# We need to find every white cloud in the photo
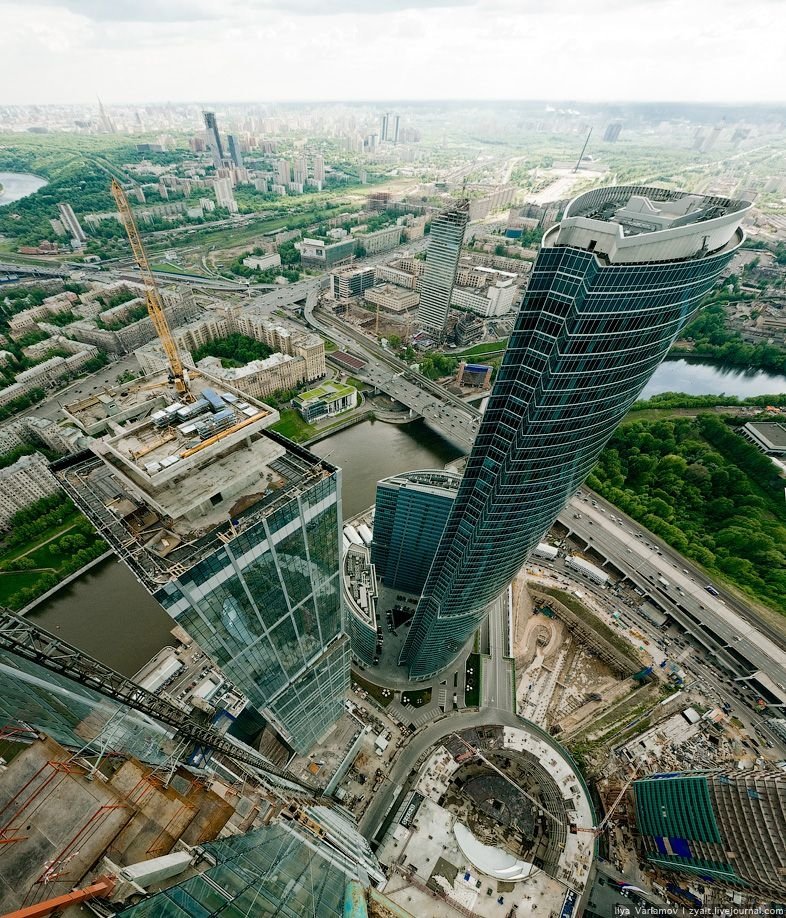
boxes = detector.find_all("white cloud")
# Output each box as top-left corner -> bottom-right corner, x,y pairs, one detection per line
0,0 -> 784,104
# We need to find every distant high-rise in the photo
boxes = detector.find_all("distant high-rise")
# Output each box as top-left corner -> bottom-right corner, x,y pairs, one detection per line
276,158 -> 291,187
602,121 -> 622,143
214,176 -> 238,213
313,153 -> 325,184
293,154 -> 308,186
97,97 -> 116,134
416,201 -> 469,339
203,111 -> 226,168
58,375 -> 350,754
380,111 -> 400,143
57,202 -> 87,246
371,469 -> 459,596
633,770 -> 786,897
402,186 -> 751,678
227,133 -> 243,167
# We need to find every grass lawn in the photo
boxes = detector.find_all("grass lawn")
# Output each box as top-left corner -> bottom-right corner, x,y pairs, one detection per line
401,687 -> 432,707
345,376 -> 366,390
454,339 -> 508,358
270,409 -> 318,443
4,515 -> 79,563
150,262 -> 207,276
323,339 -> 338,352
465,653 -> 481,707
352,671 -> 392,708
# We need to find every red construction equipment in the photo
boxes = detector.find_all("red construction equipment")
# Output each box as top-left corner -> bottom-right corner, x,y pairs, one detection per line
0,875 -> 116,918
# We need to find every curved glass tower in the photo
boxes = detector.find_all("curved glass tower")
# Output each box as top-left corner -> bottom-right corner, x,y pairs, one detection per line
401,186 -> 752,679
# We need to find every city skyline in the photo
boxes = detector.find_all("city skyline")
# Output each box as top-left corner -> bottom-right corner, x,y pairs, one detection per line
1,0 -> 785,105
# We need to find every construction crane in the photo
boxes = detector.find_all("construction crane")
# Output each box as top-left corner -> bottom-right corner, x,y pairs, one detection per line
110,179 -> 190,398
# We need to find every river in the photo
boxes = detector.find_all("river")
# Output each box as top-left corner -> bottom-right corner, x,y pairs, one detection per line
642,358 -> 786,400
27,360 -> 786,675
0,171 -> 48,206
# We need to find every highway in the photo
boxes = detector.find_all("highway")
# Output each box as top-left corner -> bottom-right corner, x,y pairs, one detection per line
557,491 -> 786,713
482,593 -> 515,712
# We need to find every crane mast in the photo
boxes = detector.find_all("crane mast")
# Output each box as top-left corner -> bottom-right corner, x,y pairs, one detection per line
110,179 -> 190,397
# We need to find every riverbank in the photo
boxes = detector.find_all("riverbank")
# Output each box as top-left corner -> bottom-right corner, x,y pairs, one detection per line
17,549 -> 113,616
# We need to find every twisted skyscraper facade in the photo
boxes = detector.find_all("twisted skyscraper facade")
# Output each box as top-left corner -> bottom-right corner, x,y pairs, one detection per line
401,186 -> 751,678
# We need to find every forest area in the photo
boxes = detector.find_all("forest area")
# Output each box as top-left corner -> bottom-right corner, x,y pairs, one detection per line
589,414 -> 786,616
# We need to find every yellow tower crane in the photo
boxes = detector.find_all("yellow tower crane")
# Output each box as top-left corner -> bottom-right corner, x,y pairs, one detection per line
110,179 -> 190,398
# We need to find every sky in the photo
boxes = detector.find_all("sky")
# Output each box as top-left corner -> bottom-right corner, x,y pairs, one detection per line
1,0 -> 785,106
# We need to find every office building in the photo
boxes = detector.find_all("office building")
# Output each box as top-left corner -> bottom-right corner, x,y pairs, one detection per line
58,373 -> 350,754
57,202 -> 87,246
371,470 -> 459,596
226,133 -> 243,167
416,201 -> 469,339
633,770 -> 786,897
203,111 -> 225,168
331,264 -> 376,300
401,186 -> 751,678
117,805 -> 391,917
381,111 -> 400,143
214,176 -> 238,213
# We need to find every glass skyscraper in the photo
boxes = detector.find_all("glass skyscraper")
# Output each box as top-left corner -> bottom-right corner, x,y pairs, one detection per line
118,805 -> 388,917
371,469 -> 459,594
402,186 -> 752,678
416,201 -> 469,338
58,377 -> 350,754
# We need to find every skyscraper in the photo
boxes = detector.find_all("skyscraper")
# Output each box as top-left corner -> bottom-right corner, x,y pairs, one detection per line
203,111 -> 226,168
371,469 -> 459,595
602,121 -> 622,143
416,201 -> 469,339
313,153 -> 325,184
227,133 -> 243,167
633,770 -> 786,897
57,374 -> 350,753
402,186 -> 751,679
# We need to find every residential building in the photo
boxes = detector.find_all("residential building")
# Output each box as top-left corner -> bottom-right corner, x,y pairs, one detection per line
633,770 -> 786,897
313,153 -> 325,184
293,155 -> 307,186
331,265 -> 376,300
401,186 -> 752,678
359,224 -> 402,255
0,451 -> 60,529
365,283 -> 419,314
294,381 -> 357,422
214,177 -> 238,213
203,111 -> 225,168
371,470 -> 459,596
243,252 -> 282,271
451,274 -> 517,317
276,158 -> 291,187
135,307 -> 326,395
57,202 -> 87,246
467,185 -> 516,222
227,133 -> 243,167
416,201 -> 469,339
58,373 -> 350,754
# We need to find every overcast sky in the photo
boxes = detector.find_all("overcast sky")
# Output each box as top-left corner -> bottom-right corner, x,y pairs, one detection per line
2,0 -> 784,106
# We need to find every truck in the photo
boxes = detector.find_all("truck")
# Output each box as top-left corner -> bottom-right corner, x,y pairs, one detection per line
657,576 -> 670,589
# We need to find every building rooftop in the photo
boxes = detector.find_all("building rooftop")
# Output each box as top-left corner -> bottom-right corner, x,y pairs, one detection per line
547,185 -> 752,265
379,468 -> 461,496
296,380 -> 355,405
55,371 -> 335,589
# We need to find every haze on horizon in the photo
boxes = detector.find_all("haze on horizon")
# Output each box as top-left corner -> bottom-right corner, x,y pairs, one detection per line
1,0 -> 785,108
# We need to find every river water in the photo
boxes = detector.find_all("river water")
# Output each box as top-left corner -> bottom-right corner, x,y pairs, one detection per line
27,362 -> 786,674
0,171 -> 48,206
